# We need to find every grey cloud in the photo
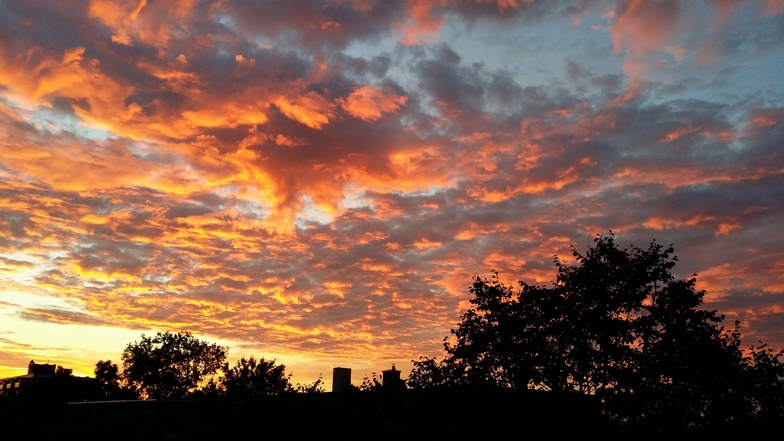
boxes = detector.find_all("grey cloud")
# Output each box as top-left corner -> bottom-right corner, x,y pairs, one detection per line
224,0 -> 404,52
19,307 -> 116,327
164,202 -> 215,219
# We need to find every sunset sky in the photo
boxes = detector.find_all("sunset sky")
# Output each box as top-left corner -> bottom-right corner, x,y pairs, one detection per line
1,0 -> 783,389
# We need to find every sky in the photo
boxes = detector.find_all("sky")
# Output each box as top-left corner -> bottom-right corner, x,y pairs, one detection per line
1,0 -> 783,390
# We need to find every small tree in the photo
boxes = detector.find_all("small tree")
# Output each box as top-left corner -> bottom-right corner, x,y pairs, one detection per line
222,356 -> 291,400
121,331 -> 227,399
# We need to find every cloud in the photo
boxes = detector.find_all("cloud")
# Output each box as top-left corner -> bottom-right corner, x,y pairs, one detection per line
339,85 -> 408,121
20,307 -> 118,327
610,0 -> 682,98
275,92 -> 336,129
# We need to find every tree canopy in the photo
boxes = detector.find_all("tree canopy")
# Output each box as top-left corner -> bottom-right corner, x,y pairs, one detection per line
408,234 -> 784,430
121,331 -> 227,399
94,359 -> 136,400
222,356 -> 291,400
104,332 -> 324,400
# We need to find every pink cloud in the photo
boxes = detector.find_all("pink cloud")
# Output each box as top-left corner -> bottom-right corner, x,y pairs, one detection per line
611,0 -> 681,98
394,0 -> 448,45
762,0 -> 784,15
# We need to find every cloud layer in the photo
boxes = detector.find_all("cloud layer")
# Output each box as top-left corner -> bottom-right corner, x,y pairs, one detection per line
1,0 -> 783,384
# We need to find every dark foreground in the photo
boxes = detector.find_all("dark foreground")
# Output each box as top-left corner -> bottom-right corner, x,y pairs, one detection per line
1,388 -> 778,440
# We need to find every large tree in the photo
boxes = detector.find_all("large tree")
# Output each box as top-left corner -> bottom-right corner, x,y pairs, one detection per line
409,234 -> 784,430
121,331 -> 227,399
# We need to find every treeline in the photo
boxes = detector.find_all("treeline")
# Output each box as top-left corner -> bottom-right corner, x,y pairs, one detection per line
405,234 -> 784,433
94,331 -> 391,401
94,331 -> 325,401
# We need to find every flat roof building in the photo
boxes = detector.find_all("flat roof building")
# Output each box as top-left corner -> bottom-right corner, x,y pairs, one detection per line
332,367 -> 351,392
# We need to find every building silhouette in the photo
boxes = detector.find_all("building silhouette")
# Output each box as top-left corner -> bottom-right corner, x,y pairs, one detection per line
1,360 -> 55,397
332,367 -> 351,392
0,360 -> 95,401
382,364 -> 405,390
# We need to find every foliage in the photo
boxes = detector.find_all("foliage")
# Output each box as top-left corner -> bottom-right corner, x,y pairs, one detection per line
292,375 -> 326,394
743,343 -> 784,421
94,359 -> 137,400
104,333 -> 328,400
407,356 -> 467,389
221,356 -> 291,400
121,331 -> 227,399
408,234 -> 784,429
359,372 -> 383,391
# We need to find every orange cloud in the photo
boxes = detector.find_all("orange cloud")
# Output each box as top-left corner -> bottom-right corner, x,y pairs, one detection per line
413,238 -> 442,249
275,93 -> 335,129
88,0 -> 198,49
660,125 -> 701,143
181,103 -> 269,129
340,86 -> 408,121
0,43 -> 230,144
747,108 -> 784,128
394,0 -> 447,45
0,45 -> 131,117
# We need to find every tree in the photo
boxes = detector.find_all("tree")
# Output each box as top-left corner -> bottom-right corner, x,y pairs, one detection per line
409,234 -> 784,430
121,331 -> 227,399
222,356 -> 291,400
94,359 -> 137,400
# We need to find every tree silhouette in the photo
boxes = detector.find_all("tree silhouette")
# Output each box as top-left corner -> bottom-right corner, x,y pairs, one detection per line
409,234 -> 784,430
94,359 -> 137,400
359,372 -> 383,391
743,342 -> 784,421
222,356 -> 291,400
121,331 -> 227,399
407,356 -> 467,389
